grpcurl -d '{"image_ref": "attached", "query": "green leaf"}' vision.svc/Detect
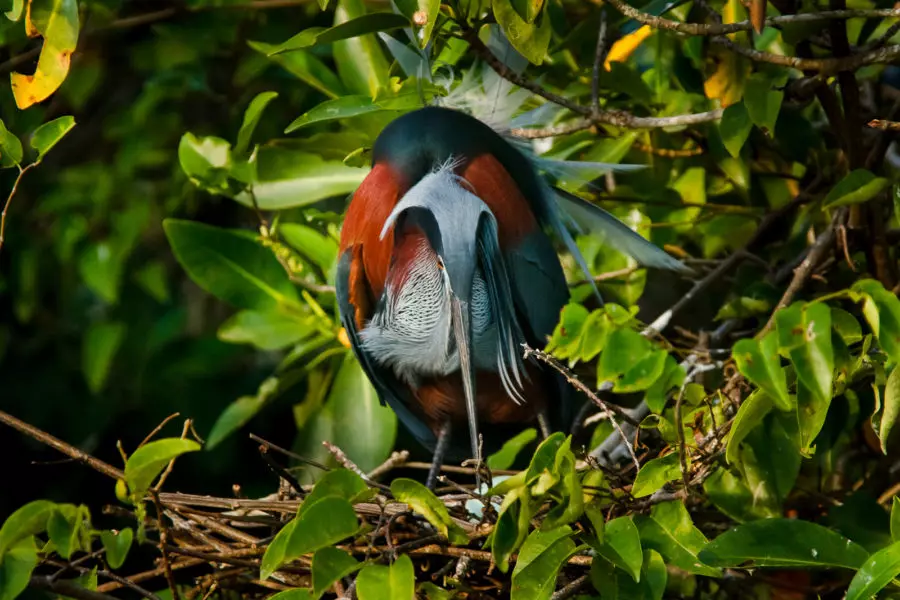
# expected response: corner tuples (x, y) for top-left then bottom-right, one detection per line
(853, 279), (900, 363)
(493, 0), (552, 64)
(248, 41), (345, 99)
(878, 364), (900, 454)
(395, 0), (441, 46)
(234, 149), (369, 210)
(391, 479), (468, 544)
(592, 516), (643, 581)
(632, 453), (681, 498)
(124, 438), (201, 498)
(235, 91), (278, 156)
(294, 355), (396, 482)
(636, 501), (721, 577)
(301, 469), (371, 518)
(280, 224), (339, 273)
(0, 500), (54, 557)
(0, 537), (37, 600)
(285, 94), (423, 133)
(262, 497), (360, 580)
(31, 116), (75, 161)
(491, 486), (533, 572)
(163, 219), (299, 312)
(732, 333), (791, 411)
(312, 547), (361, 599)
(699, 519), (868, 568)
(509, 0), (545, 23)
(743, 73), (783, 134)
(719, 101), (752, 158)
(333, 0), (391, 96)
(5, 0), (24, 21)
(775, 302), (833, 407)
(100, 528), (133, 570)
(266, 590), (313, 600)
(725, 391), (774, 465)
(597, 329), (666, 393)
(82, 321), (126, 394)
(47, 506), (87, 560)
(893, 498), (900, 543)
(259, 520), (296, 580)
(823, 169), (890, 209)
(270, 13), (410, 54)
(487, 428), (538, 471)
(206, 395), (266, 450)
(178, 133), (232, 193)
(846, 541), (900, 600)
(357, 554), (415, 600)
(511, 526), (577, 600)
(218, 310), (315, 351)
(0, 120), (22, 168)
(523, 432), (565, 486)
(590, 549), (667, 600)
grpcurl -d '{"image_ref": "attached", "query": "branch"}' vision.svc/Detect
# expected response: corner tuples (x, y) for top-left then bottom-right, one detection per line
(0, 163), (37, 256)
(602, 0), (900, 36)
(30, 577), (121, 600)
(0, 408), (125, 480)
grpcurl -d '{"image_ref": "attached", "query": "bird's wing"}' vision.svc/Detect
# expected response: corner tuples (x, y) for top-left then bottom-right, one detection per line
(335, 245), (438, 449)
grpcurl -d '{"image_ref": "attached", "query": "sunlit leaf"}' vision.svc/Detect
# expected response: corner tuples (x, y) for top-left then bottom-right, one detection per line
(591, 516), (643, 581)
(100, 528), (133, 570)
(218, 310), (316, 351)
(391, 479), (468, 544)
(487, 428), (538, 471)
(846, 541), (900, 600)
(312, 547), (361, 599)
(31, 116), (75, 161)
(248, 41), (346, 99)
(492, 0), (552, 65)
(637, 501), (721, 577)
(11, 0), (79, 109)
(82, 321), (126, 394)
(0, 120), (23, 168)
(333, 0), (392, 96)
(775, 302), (833, 409)
(744, 73), (783, 135)
(0, 537), (37, 600)
(124, 439), (201, 499)
(270, 13), (410, 54)
(280, 224), (339, 274)
(732, 333), (791, 411)
(511, 526), (577, 600)
(823, 169), (890, 209)
(235, 91), (278, 156)
(631, 453), (681, 498)
(395, 0), (441, 46)
(0, 501), (54, 557)
(877, 364), (900, 454)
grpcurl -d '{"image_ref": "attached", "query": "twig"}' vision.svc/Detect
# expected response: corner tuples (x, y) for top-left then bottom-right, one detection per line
(150, 491), (181, 600)
(323, 440), (370, 480)
(510, 119), (594, 139)
(0, 408), (125, 480)
(46, 560), (162, 600)
(868, 118), (900, 130)
(523, 344), (641, 472)
(601, 0), (900, 36)
(758, 208), (844, 336)
(569, 266), (640, 288)
(552, 575), (590, 600)
(258, 444), (305, 494)
(367, 450), (410, 480)
(592, 9), (609, 114)
(153, 419), (194, 492)
(30, 576), (121, 600)
(0, 163), (37, 256)
(249, 433), (331, 472)
(139, 413), (182, 448)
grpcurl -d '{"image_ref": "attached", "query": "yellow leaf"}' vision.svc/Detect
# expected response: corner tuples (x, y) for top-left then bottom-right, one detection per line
(604, 25), (652, 71)
(703, 47), (749, 107)
(10, 0), (79, 110)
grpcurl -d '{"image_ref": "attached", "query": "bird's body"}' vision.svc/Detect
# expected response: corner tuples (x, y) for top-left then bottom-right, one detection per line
(336, 106), (686, 476)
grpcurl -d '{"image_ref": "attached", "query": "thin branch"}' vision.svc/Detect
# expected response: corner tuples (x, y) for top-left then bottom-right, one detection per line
(568, 265), (640, 288)
(552, 575), (591, 600)
(30, 576), (121, 600)
(592, 9), (610, 115)
(523, 344), (641, 472)
(0, 163), (37, 256)
(602, 0), (900, 36)
(868, 118), (900, 130)
(0, 408), (125, 480)
(758, 209), (844, 336)
(510, 119), (594, 139)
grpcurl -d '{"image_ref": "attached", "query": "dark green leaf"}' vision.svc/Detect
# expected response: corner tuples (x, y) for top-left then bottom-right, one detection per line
(637, 501), (721, 577)
(31, 116), (75, 161)
(699, 519), (868, 568)
(100, 529), (133, 570)
(719, 102), (752, 158)
(853, 279), (900, 363)
(312, 547), (361, 599)
(124, 439), (201, 498)
(0, 501), (55, 557)
(235, 91), (278, 156)
(823, 169), (890, 209)
(391, 479), (468, 544)
(893, 498), (900, 543)
(632, 453), (681, 498)
(164, 219), (300, 312)
(487, 428), (537, 471)
(333, 0), (391, 96)
(511, 526), (577, 600)
(248, 41), (345, 99)
(744, 73), (783, 134)
(356, 554), (414, 600)
(270, 13), (410, 54)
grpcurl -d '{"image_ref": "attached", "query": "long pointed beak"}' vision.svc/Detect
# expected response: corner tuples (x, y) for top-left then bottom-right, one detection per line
(450, 294), (480, 465)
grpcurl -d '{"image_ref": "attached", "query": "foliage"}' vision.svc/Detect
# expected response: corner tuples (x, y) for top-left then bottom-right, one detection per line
(3, 0), (900, 597)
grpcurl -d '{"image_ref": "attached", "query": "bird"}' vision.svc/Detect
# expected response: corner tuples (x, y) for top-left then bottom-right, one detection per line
(335, 105), (688, 487)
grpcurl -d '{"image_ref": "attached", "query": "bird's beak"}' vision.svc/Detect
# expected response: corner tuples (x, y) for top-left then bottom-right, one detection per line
(450, 293), (480, 467)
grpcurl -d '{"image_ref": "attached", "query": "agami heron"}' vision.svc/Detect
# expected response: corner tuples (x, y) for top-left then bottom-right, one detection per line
(336, 106), (687, 486)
